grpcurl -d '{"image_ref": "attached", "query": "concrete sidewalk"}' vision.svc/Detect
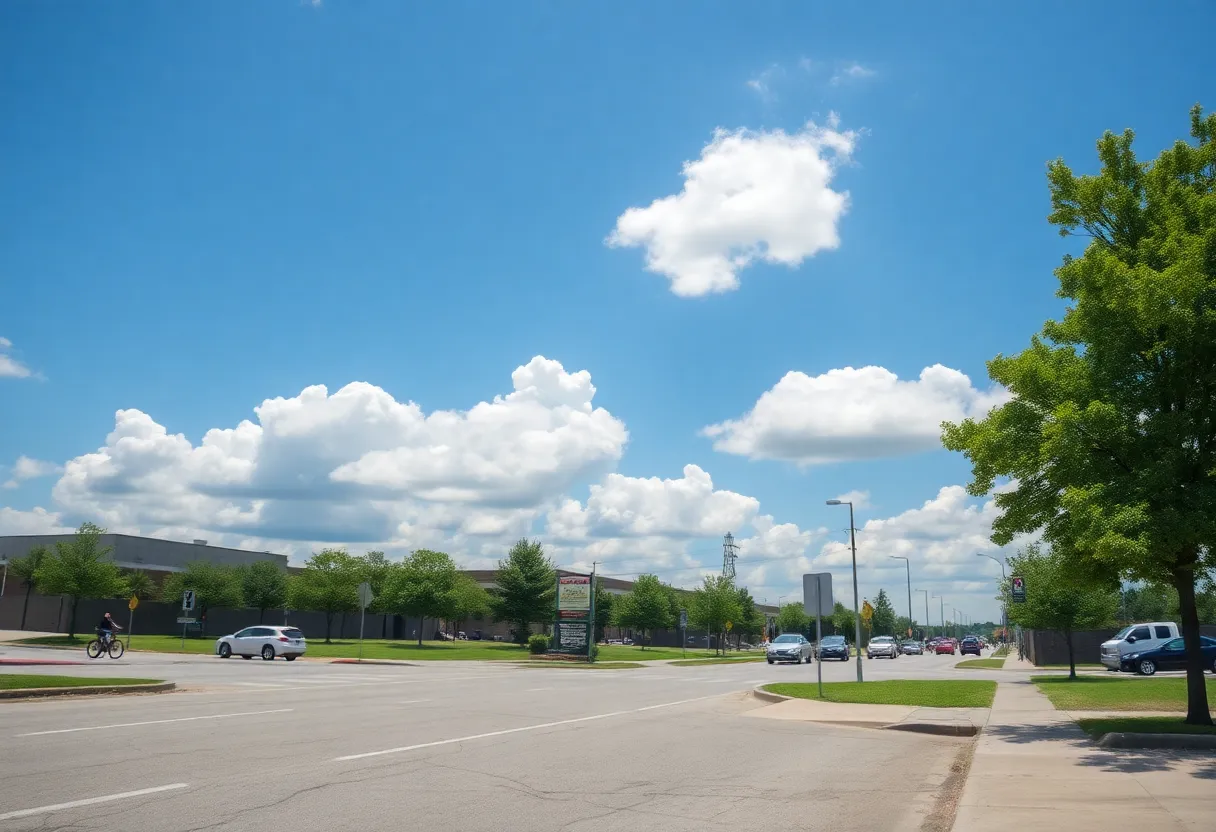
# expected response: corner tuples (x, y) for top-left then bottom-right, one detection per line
(953, 680), (1216, 831)
(745, 695), (990, 736)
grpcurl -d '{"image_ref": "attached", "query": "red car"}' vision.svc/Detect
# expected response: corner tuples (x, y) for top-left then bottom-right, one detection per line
(935, 639), (956, 655)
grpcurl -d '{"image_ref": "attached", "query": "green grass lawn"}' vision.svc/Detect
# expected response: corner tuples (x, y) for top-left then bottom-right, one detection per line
(1032, 674), (1216, 711)
(0, 674), (162, 690)
(992, 645), (1010, 658)
(764, 680), (997, 708)
(1038, 663), (1104, 670)
(956, 658), (1005, 669)
(669, 656), (768, 667)
(1076, 716), (1216, 737)
(14, 635), (737, 663)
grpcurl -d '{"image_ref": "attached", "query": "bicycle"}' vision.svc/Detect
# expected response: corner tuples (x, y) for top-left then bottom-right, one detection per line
(86, 632), (125, 659)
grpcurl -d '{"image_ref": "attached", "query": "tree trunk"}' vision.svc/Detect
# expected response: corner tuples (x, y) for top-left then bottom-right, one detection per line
(68, 596), (79, 639)
(325, 612), (333, 644)
(20, 583), (32, 630)
(258, 607), (265, 624)
(1174, 568), (1213, 726)
(1065, 628), (1076, 680)
(417, 617), (424, 647)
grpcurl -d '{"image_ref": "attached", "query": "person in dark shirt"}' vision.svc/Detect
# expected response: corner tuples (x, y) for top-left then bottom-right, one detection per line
(96, 611), (123, 646)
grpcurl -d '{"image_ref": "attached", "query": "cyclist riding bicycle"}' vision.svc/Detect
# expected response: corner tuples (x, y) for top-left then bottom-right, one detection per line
(96, 611), (123, 647)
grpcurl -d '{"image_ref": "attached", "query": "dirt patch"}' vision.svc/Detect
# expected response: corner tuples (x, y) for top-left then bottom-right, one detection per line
(919, 738), (977, 832)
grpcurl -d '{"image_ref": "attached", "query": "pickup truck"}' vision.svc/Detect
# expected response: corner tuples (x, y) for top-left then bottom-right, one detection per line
(1100, 622), (1180, 670)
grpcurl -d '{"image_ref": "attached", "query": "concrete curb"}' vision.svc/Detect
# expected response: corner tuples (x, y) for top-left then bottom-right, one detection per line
(1097, 731), (1216, 750)
(0, 681), (175, 700)
(750, 686), (984, 737)
(0, 658), (89, 666)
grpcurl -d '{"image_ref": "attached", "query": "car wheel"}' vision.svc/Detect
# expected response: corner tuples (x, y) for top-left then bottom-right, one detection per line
(767, 658), (774, 664)
(285, 655), (297, 662)
(1211, 657), (1216, 674)
(1138, 658), (1157, 676)
(219, 643), (232, 659)
(261, 645), (275, 661)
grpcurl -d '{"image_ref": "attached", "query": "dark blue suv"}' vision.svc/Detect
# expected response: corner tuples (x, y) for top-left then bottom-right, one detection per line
(816, 635), (850, 661)
(960, 636), (982, 656)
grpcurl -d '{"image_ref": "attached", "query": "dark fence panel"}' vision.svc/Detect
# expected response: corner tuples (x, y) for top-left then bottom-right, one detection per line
(1024, 625), (1216, 666)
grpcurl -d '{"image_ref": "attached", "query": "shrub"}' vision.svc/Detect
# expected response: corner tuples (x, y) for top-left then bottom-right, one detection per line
(528, 634), (550, 655)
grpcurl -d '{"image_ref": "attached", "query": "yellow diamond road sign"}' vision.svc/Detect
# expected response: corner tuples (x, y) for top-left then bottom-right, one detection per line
(725, 621), (733, 631)
(861, 600), (874, 621)
(128, 596), (139, 611)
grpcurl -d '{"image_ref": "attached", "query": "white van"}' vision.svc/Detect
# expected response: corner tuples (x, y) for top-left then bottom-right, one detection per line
(1099, 622), (1180, 670)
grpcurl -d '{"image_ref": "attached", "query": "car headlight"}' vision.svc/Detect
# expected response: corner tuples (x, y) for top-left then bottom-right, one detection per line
(1126, 653), (1139, 660)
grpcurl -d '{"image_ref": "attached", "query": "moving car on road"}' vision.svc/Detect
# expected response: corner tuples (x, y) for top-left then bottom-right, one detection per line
(934, 638), (957, 655)
(815, 635), (851, 661)
(901, 640), (924, 655)
(1121, 635), (1216, 675)
(867, 636), (900, 659)
(960, 636), (983, 656)
(767, 633), (813, 664)
(216, 626), (307, 661)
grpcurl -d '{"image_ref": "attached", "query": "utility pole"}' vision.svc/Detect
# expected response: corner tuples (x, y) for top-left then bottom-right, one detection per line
(933, 595), (945, 639)
(826, 499), (863, 682)
(890, 556), (912, 641)
(915, 589), (930, 640)
(721, 533), (738, 581)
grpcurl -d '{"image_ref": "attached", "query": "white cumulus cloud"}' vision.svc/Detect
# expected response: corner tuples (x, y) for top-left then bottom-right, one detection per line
(606, 118), (857, 297)
(703, 364), (1010, 465)
(3, 456), (63, 489)
(830, 62), (876, 85)
(0, 337), (32, 379)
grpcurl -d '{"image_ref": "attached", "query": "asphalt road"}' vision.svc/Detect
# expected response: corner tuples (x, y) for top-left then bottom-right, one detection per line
(0, 646), (978, 831)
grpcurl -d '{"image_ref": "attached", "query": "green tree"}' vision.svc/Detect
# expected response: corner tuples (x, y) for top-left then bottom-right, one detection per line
(450, 573), (492, 635)
(34, 523), (125, 638)
(831, 602), (856, 642)
(238, 560), (289, 623)
(871, 589), (896, 636)
(735, 587), (764, 646)
(121, 569), (156, 601)
(356, 550), (395, 637)
(161, 561), (244, 634)
(593, 578), (614, 643)
(8, 545), (48, 631)
(491, 539), (555, 644)
(613, 574), (673, 648)
(943, 106), (1216, 723)
(689, 574), (741, 655)
(383, 549), (461, 645)
(288, 548), (360, 643)
(775, 602), (809, 635)
(1005, 545), (1119, 679)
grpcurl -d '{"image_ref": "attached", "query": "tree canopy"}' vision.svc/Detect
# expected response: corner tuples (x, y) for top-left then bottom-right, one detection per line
(383, 549), (461, 645)
(491, 539), (555, 644)
(161, 561), (244, 633)
(775, 602), (808, 636)
(689, 575), (741, 654)
(613, 574), (673, 647)
(942, 105), (1216, 724)
(238, 560), (289, 623)
(871, 589), (896, 636)
(8, 545), (48, 631)
(34, 523), (125, 637)
(288, 548), (361, 643)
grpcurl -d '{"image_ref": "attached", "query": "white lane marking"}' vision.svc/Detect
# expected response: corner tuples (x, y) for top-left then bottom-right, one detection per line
(230, 682), (287, 688)
(0, 783), (189, 821)
(525, 687), (555, 692)
(333, 693), (725, 762)
(17, 709), (294, 737)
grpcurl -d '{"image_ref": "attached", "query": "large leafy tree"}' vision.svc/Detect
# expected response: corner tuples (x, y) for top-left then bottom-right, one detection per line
(593, 578), (614, 643)
(491, 539), (555, 644)
(237, 560), (289, 623)
(8, 545), (48, 631)
(871, 589), (897, 636)
(943, 106), (1216, 724)
(831, 602), (856, 641)
(161, 561), (244, 634)
(689, 575), (741, 655)
(734, 587), (764, 646)
(1005, 545), (1119, 679)
(288, 548), (361, 643)
(356, 550), (395, 637)
(34, 523), (125, 638)
(613, 574), (673, 648)
(121, 569), (156, 601)
(383, 549), (461, 645)
(450, 574), (492, 634)
(775, 602), (809, 636)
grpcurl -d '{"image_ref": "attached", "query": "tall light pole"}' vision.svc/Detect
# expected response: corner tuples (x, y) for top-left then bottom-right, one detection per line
(977, 553), (1008, 643)
(889, 556), (912, 641)
(915, 589), (930, 640)
(826, 499), (863, 682)
(933, 594), (945, 637)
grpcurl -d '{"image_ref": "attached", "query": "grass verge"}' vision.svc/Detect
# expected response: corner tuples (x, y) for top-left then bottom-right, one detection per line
(13, 635), (737, 663)
(764, 680), (997, 708)
(0, 674), (162, 690)
(955, 659), (1005, 669)
(992, 645), (1010, 658)
(1076, 716), (1216, 737)
(1037, 663), (1104, 670)
(1032, 674), (1215, 711)
(669, 656), (768, 667)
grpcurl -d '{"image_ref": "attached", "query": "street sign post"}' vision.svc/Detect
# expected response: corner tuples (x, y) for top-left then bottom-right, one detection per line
(357, 581), (373, 662)
(554, 574), (593, 659)
(803, 573), (834, 697)
(1011, 576), (1026, 603)
(181, 590), (196, 647)
(127, 596), (138, 650)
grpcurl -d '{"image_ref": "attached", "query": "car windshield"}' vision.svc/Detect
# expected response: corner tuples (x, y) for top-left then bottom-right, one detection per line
(821, 636), (845, 645)
(773, 635), (801, 643)
(1112, 625), (1134, 640)
(872, 637), (892, 643)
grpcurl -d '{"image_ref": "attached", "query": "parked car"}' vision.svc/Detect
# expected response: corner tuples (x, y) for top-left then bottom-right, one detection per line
(216, 626), (306, 661)
(960, 636), (983, 656)
(1100, 622), (1180, 670)
(901, 640), (924, 655)
(1121, 636), (1216, 675)
(934, 638), (956, 655)
(867, 636), (900, 659)
(767, 633), (813, 664)
(815, 635), (850, 661)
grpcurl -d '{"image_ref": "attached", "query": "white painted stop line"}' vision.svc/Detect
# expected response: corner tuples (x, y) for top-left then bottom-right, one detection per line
(0, 783), (189, 821)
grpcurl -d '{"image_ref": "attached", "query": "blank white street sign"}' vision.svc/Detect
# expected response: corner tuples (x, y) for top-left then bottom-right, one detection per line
(357, 582), (373, 608)
(803, 573), (833, 617)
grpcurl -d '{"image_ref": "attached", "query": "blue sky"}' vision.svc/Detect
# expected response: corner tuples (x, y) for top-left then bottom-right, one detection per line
(2, 2), (1213, 624)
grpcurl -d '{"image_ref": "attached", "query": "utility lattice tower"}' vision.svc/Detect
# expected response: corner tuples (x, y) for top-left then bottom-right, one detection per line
(721, 532), (739, 580)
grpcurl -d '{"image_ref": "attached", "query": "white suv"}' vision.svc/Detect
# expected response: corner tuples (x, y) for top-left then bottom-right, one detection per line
(867, 636), (899, 659)
(216, 626), (307, 661)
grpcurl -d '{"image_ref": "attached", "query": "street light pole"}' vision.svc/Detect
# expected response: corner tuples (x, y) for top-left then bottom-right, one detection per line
(977, 553), (1009, 644)
(890, 556), (912, 641)
(826, 499), (863, 682)
(915, 589), (930, 640)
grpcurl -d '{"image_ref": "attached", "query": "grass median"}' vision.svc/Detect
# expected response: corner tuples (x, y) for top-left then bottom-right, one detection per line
(955, 659), (1005, 669)
(14, 635), (741, 664)
(764, 680), (997, 708)
(669, 656), (768, 667)
(1076, 716), (1216, 737)
(1032, 674), (1215, 711)
(0, 674), (162, 690)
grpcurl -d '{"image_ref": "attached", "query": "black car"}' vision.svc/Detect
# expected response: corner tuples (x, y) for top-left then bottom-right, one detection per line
(1121, 635), (1216, 675)
(959, 636), (982, 656)
(816, 635), (850, 661)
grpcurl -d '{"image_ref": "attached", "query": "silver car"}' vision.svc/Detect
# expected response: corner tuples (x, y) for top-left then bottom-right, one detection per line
(216, 625), (307, 661)
(867, 636), (899, 659)
(766, 633), (813, 664)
